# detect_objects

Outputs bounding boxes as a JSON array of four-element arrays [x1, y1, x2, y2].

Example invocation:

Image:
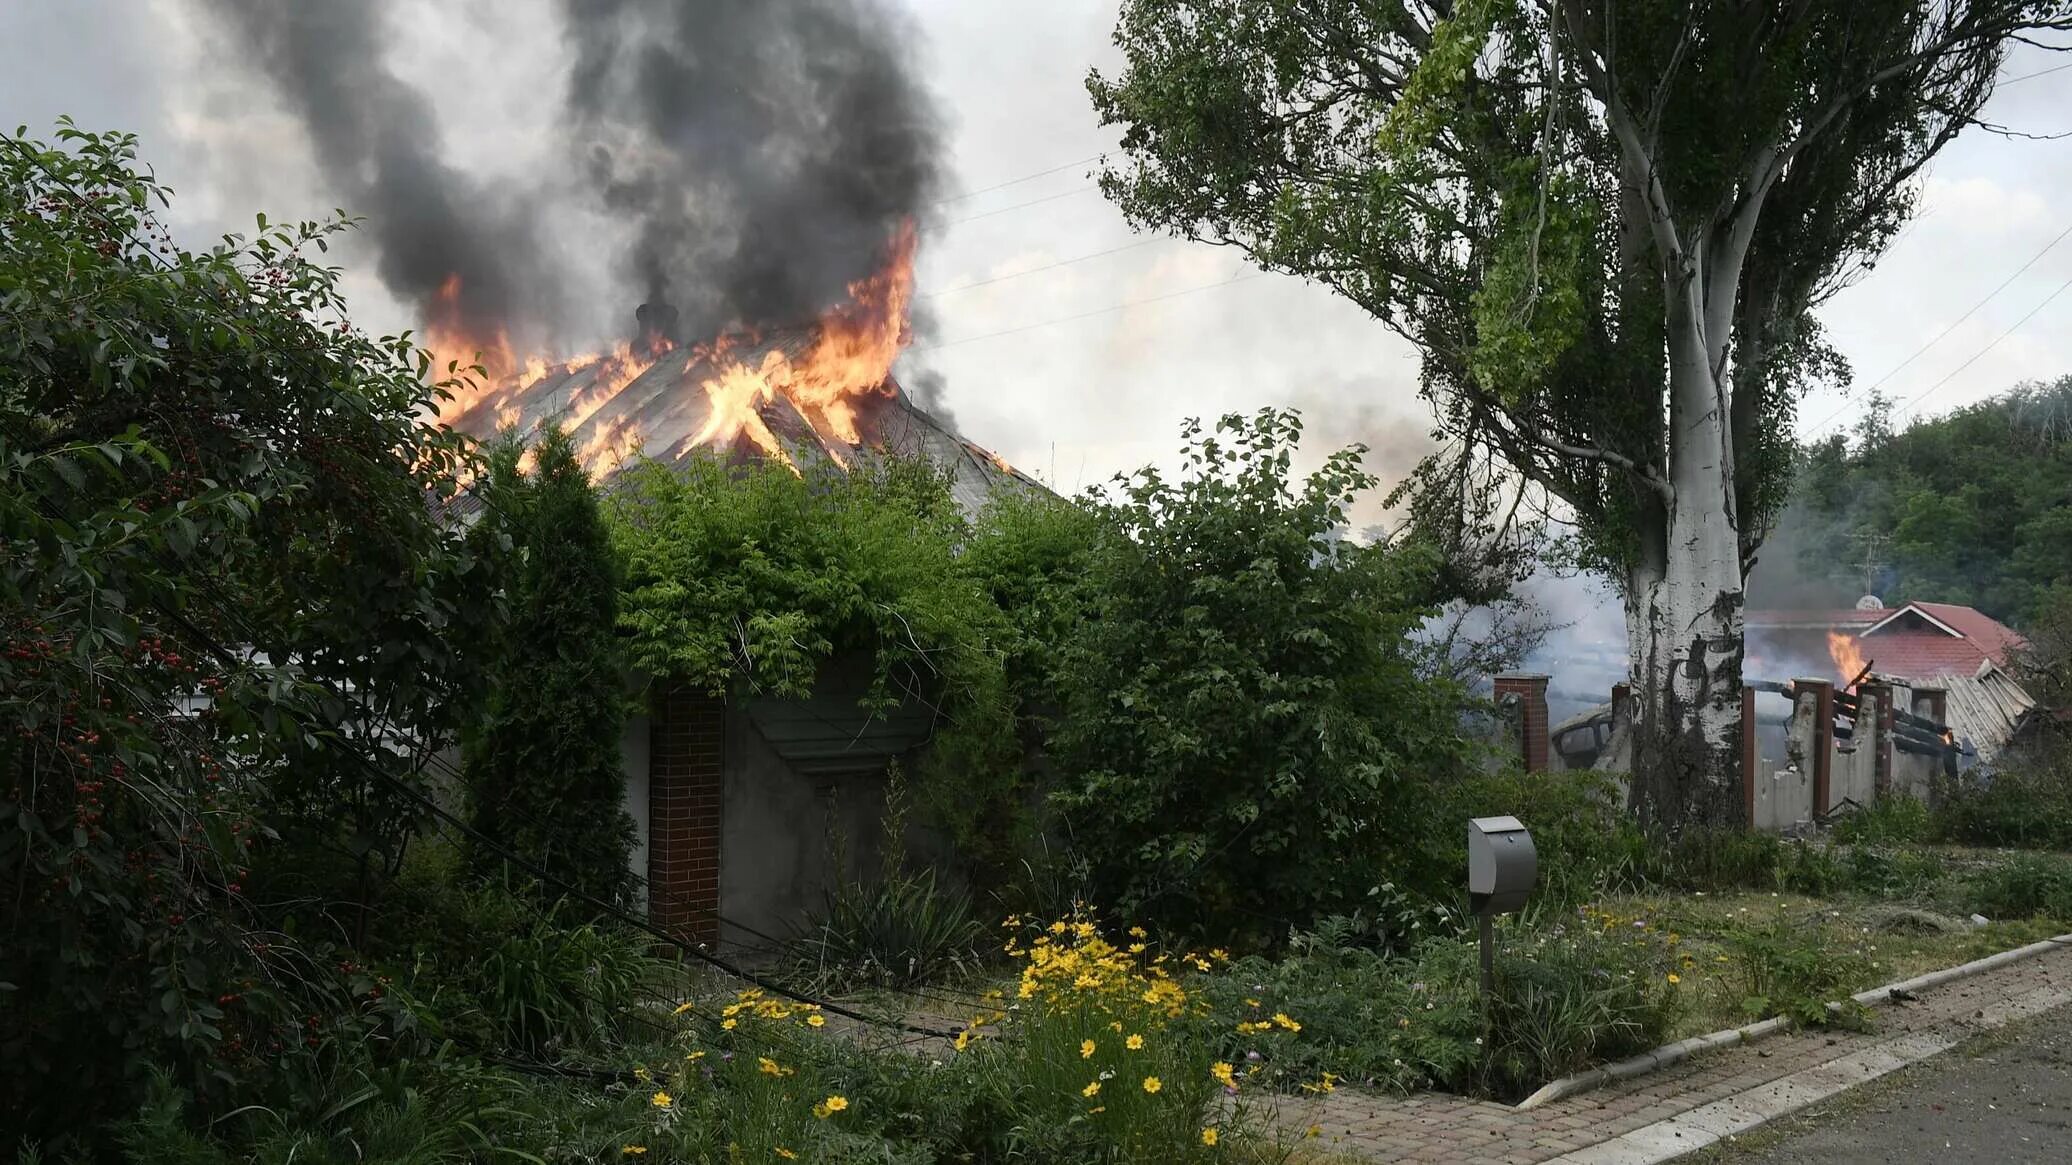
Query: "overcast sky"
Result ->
[[6, 0, 2068, 505]]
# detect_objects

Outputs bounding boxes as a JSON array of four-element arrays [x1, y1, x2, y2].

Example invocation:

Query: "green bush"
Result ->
[[1831, 795, 1932, 846], [790, 869, 985, 993], [1964, 853, 2072, 922], [1042, 410, 1475, 941], [1721, 914, 1873, 1029], [1416, 769, 1646, 907], [1933, 755, 2072, 851], [1192, 908, 1682, 1101]]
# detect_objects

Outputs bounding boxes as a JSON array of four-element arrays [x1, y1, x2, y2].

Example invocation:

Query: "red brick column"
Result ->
[[1495, 673, 1550, 772], [649, 687, 723, 946], [1796, 678, 1835, 816], [1861, 682, 1894, 796], [1740, 686, 1758, 825]]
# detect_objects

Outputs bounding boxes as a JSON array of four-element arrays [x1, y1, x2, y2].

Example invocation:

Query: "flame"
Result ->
[[687, 221, 913, 460], [425, 219, 917, 480], [1827, 630, 1868, 686]]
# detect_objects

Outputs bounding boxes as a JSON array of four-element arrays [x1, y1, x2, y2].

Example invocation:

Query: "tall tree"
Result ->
[[1089, 0, 2071, 827], [465, 427, 636, 907]]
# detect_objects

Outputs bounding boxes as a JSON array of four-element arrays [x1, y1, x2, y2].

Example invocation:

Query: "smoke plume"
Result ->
[[560, 0, 943, 341], [199, 1, 558, 353], [200, 0, 944, 352]]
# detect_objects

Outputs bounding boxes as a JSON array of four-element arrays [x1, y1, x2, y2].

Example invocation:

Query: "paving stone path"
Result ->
[[1272, 942, 2072, 1164]]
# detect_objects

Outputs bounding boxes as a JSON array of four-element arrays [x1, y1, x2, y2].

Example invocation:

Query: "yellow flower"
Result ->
[[759, 1057, 784, 1076], [722, 1017, 738, 1031], [1049, 920, 1069, 934], [1081, 1039, 1097, 1059], [776, 1149, 797, 1160], [1125, 1033, 1145, 1051], [1128, 926, 1148, 939], [1082, 1080, 1101, 1098], [1667, 973, 1682, 984], [1201, 1128, 1219, 1146], [1211, 1061, 1236, 1088], [1273, 1012, 1302, 1032], [1142, 1076, 1163, 1094], [806, 1013, 826, 1027], [672, 1001, 695, 1015], [633, 1065, 651, 1082], [824, 1095, 849, 1113], [650, 1090, 673, 1108], [1306, 1124, 1322, 1139], [688, 1051, 705, 1061], [621, 1148, 648, 1157]]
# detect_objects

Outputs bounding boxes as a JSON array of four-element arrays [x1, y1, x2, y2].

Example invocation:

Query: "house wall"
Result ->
[[717, 706, 893, 949]]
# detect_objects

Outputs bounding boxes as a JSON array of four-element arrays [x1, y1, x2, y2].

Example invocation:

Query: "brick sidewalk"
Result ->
[[1273, 943, 2072, 1164]]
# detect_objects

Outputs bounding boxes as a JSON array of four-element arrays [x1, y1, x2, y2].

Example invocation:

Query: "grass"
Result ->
[[1592, 886, 2065, 1040]]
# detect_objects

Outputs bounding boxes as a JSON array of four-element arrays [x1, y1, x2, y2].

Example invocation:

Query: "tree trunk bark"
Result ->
[[1624, 273, 1747, 832]]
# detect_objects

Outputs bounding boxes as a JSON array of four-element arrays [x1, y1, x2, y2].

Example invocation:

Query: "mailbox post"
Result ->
[[1467, 815, 1537, 1000]]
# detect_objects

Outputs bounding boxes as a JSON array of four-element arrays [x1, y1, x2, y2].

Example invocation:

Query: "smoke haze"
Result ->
[[198, 0, 945, 350]]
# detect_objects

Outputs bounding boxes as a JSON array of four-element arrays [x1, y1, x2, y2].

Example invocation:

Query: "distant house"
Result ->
[[1747, 598, 2040, 762]]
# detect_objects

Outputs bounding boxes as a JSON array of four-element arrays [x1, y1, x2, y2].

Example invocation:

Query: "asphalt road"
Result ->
[[1689, 1001, 2072, 1164]]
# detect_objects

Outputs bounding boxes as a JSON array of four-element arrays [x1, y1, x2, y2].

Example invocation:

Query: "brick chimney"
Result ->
[[1495, 672, 1551, 773]]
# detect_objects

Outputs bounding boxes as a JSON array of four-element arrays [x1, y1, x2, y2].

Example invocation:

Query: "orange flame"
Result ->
[[1827, 630, 1868, 686], [425, 219, 917, 480]]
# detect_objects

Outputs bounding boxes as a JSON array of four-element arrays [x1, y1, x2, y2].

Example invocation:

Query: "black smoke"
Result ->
[[561, 0, 944, 340], [199, 0, 943, 355], [198, 1, 556, 355]]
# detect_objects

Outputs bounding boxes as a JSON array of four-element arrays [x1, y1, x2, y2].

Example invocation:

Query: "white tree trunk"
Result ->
[[1623, 267, 1748, 828]]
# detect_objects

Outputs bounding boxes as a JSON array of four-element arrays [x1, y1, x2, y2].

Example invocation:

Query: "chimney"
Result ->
[[1495, 672, 1550, 773]]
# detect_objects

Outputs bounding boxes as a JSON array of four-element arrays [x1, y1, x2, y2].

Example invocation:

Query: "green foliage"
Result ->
[[1931, 754, 2072, 851], [1721, 915, 1873, 1029], [1778, 378, 2072, 625], [1963, 853, 2072, 922], [1830, 795, 1932, 846], [791, 870, 985, 993], [463, 427, 635, 907], [1042, 409, 1474, 939], [1, 123, 496, 1152], [1416, 769, 1646, 907], [1197, 910, 1682, 1101], [607, 455, 1024, 864]]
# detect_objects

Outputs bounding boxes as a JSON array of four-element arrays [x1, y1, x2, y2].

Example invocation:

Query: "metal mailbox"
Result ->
[[1467, 815, 1537, 916]]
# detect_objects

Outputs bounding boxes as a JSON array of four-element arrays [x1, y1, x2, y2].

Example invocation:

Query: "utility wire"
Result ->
[[1801, 219, 2072, 436], [918, 238, 1164, 300], [943, 183, 1100, 226], [914, 267, 1269, 352], [1890, 271, 2072, 419], [931, 154, 1102, 206]]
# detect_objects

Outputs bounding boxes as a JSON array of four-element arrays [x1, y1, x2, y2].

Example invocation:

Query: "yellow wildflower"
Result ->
[[1142, 1076, 1163, 1094], [1049, 920, 1069, 935], [633, 1065, 651, 1082], [672, 1001, 695, 1015], [1211, 1061, 1236, 1088], [1201, 1128, 1219, 1146], [650, 1090, 673, 1108], [1083, 1080, 1101, 1098], [759, 1057, 784, 1076], [1667, 973, 1682, 984], [1081, 1039, 1097, 1059], [776, 1150, 796, 1160], [1126, 1033, 1145, 1051], [722, 1018, 738, 1031], [621, 1148, 648, 1157], [807, 1013, 826, 1027], [1128, 926, 1148, 939], [1273, 1013, 1302, 1032]]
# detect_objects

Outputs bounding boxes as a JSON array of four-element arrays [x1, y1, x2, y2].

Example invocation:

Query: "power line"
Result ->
[[1891, 270, 2072, 418], [918, 238, 1164, 300], [2001, 59, 2072, 86], [1802, 219, 2072, 436], [943, 183, 1101, 226], [914, 266, 1269, 352], [931, 154, 1102, 206]]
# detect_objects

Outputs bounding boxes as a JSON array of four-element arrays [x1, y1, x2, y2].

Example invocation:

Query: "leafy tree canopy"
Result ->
[[1040, 409, 1475, 940], [1, 123, 497, 1144], [1770, 377, 2072, 627]]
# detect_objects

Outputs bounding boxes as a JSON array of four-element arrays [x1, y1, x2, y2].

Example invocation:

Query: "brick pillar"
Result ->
[[1740, 686, 1758, 826], [1860, 682, 1894, 796], [649, 687, 723, 946], [1795, 678, 1835, 815], [1495, 673, 1550, 772]]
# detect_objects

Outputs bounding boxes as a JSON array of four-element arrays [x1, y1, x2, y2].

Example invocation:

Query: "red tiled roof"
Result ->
[[1746, 601, 2030, 682]]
